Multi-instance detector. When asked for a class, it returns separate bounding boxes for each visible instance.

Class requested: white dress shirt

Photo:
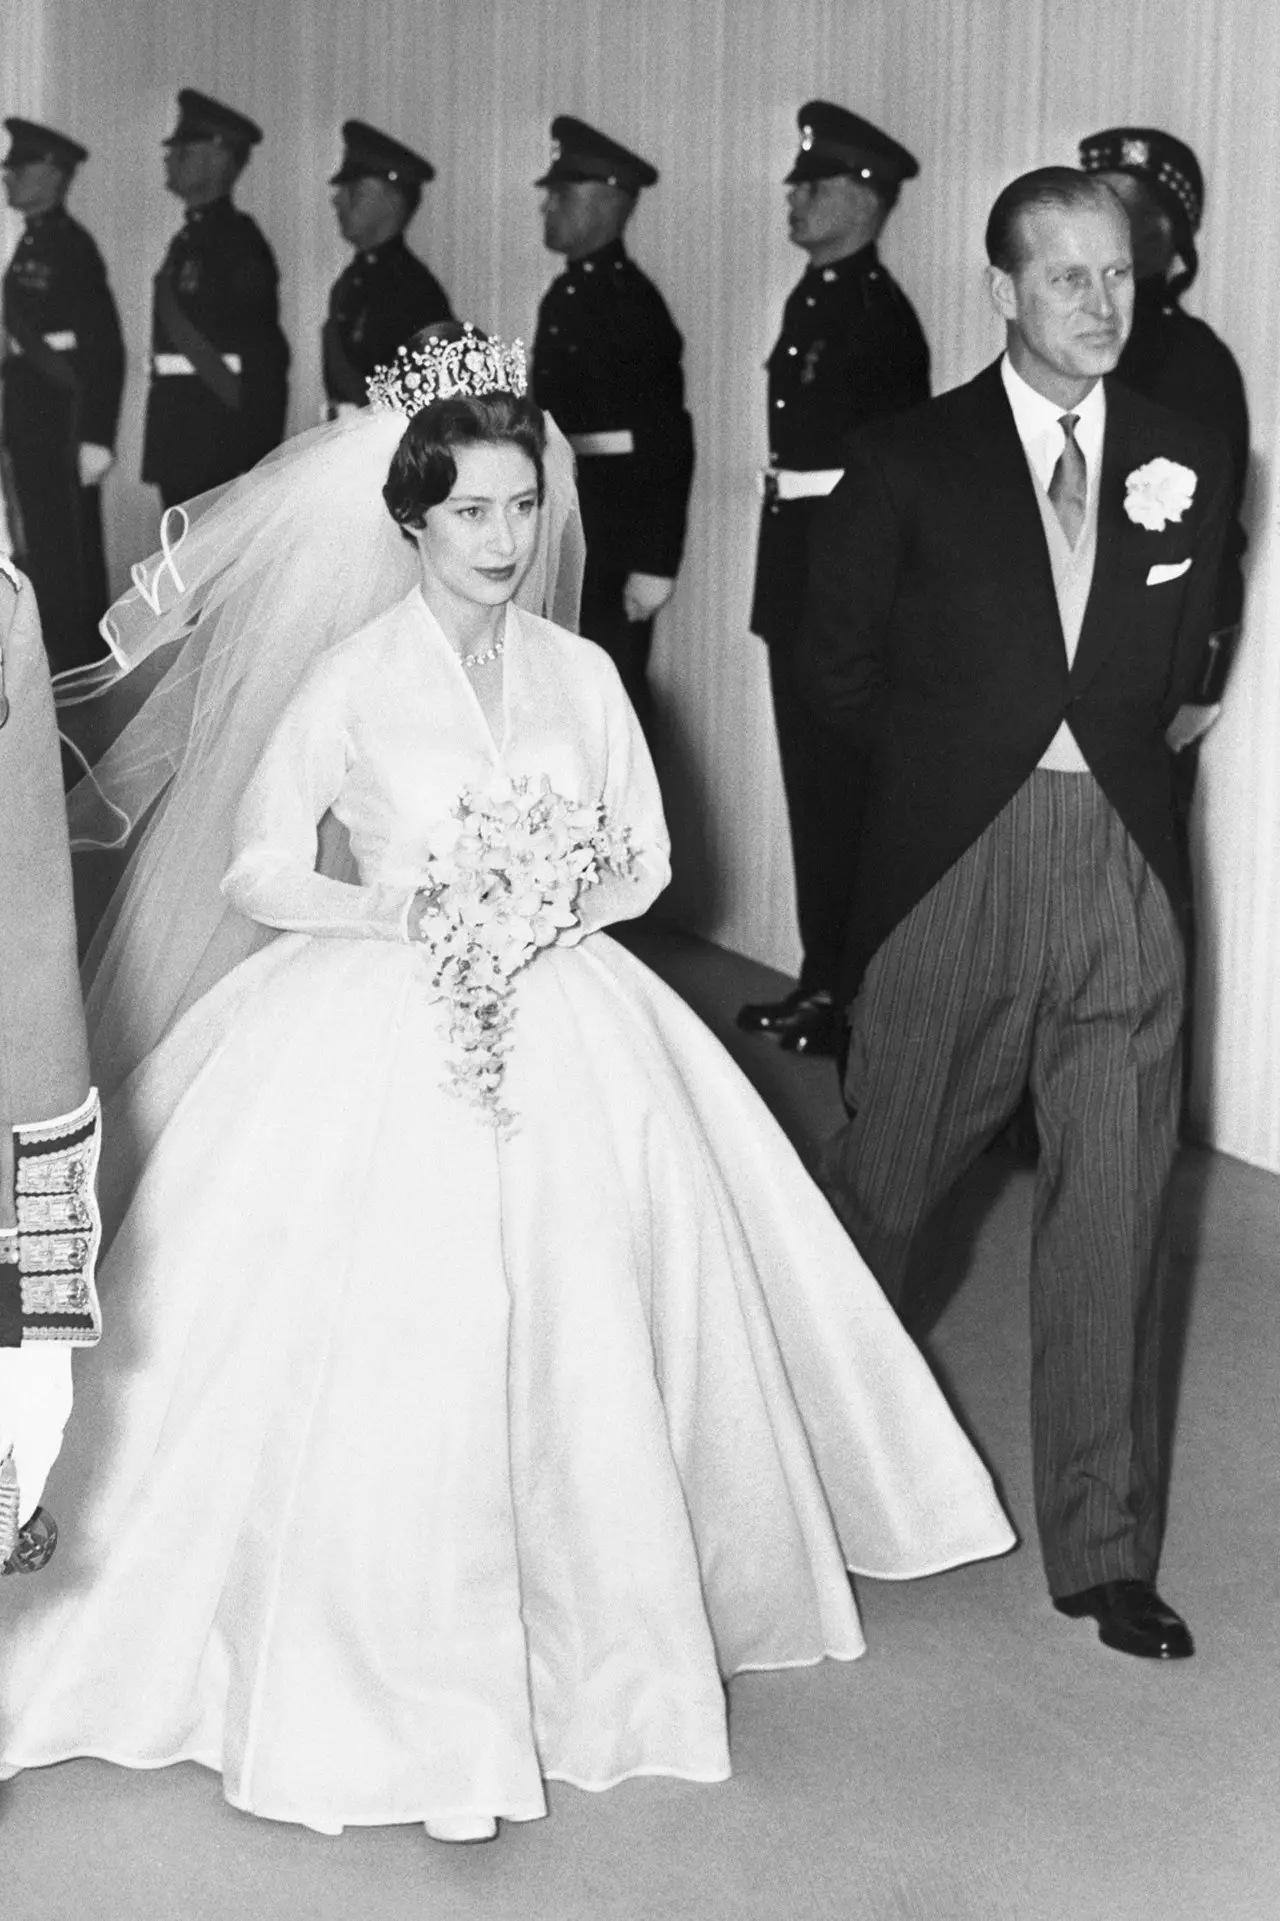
[1000,354,1105,504]
[1000,355,1106,773]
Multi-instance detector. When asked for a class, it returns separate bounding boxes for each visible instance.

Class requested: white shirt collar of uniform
[1000,353,1106,497]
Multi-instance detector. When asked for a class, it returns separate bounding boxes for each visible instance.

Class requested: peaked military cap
[1079,126,1203,242]
[535,117,658,193]
[785,102,919,189]
[162,89,263,153]
[2,118,88,173]
[330,120,435,188]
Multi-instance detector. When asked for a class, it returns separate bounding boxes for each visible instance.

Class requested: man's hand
[77,443,115,488]
[622,572,675,624]
[1166,703,1222,753]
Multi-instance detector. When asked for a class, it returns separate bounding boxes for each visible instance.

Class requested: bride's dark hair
[382,326,547,534]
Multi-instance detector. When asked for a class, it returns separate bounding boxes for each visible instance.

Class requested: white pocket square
[1147,559,1191,585]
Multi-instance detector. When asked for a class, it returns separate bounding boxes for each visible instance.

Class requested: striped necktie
[1048,412,1087,548]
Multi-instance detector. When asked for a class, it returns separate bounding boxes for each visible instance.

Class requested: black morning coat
[1117,283,1250,684]
[801,359,1234,1001]
[532,238,694,584]
[142,197,290,504]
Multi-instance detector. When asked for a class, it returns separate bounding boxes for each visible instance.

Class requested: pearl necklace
[458,636,506,670]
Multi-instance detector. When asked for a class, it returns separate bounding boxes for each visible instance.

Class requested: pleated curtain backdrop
[10,0,1280,1171]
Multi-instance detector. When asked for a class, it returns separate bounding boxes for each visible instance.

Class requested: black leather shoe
[779,994,841,1057]
[736,987,807,1035]
[1053,1579,1194,1659]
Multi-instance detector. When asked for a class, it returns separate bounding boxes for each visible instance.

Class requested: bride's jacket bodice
[222,590,670,945]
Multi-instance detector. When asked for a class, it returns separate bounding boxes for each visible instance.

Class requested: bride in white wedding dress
[0,329,1012,1844]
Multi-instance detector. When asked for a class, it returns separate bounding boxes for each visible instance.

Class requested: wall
[13,0,1280,1168]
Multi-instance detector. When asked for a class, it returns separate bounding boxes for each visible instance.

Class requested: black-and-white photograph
[1,4,1276,1917]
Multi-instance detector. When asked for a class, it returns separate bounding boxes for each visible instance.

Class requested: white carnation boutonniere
[1124,457,1197,532]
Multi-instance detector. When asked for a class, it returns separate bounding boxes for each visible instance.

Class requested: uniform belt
[758,466,844,502]
[8,330,78,356]
[151,352,243,376]
[568,429,635,457]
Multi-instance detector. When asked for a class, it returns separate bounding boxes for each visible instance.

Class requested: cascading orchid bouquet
[412,775,637,1131]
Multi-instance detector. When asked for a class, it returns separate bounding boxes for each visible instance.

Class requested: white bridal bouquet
[413,775,638,1130]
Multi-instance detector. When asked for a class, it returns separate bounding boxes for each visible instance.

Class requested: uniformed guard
[323,120,453,418]
[142,90,290,508]
[1,119,125,673]
[1080,126,1248,704]
[737,102,929,1056]
[1080,127,1251,1129]
[531,116,695,732]
[0,558,103,1574]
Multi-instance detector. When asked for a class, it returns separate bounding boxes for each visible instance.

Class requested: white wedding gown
[0,591,1013,1834]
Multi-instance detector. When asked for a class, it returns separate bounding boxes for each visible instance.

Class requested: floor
[2,925,1277,1921]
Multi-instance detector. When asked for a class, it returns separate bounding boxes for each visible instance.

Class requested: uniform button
[822,268,836,282]
[583,260,594,272]
[787,345,798,355]
[774,398,785,409]
[566,284,576,295]
[868,268,880,280]
[805,296,816,308]
[549,324,560,336]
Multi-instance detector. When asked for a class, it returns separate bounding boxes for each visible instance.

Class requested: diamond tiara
[366,325,528,418]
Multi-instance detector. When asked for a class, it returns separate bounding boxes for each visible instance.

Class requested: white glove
[77,443,115,487]
[1166,703,1222,753]
[622,571,675,624]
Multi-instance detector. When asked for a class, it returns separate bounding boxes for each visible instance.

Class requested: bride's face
[415,442,540,609]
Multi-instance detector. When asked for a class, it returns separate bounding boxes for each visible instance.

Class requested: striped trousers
[819,772,1184,1595]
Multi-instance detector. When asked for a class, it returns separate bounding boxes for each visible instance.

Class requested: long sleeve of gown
[221,650,415,940]
[561,655,671,945]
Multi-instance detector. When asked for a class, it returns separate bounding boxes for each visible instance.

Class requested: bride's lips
[475,564,517,581]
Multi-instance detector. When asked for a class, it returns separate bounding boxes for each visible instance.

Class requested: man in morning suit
[532,116,695,734]
[1,119,125,671]
[142,90,289,509]
[738,102,930,1056]
[323,120,453,419]
[803,170,1232,1659]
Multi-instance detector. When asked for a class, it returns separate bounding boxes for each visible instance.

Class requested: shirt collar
[1000,353,1105,489]
[184,196,234,227]
[359,234,406,266]
[565,237,628,278]
[803,240,879,284]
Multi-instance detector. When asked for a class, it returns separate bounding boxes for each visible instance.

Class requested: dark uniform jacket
[142,197,290,505]
[532,238,694,586]
[322,235,452,406]
[751,242,929,647]
[801,363,1232,997]
[1116,283,1249,688]
[2,207,125,666]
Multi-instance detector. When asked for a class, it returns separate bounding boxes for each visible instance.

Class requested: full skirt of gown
[0,927,1014,1832]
